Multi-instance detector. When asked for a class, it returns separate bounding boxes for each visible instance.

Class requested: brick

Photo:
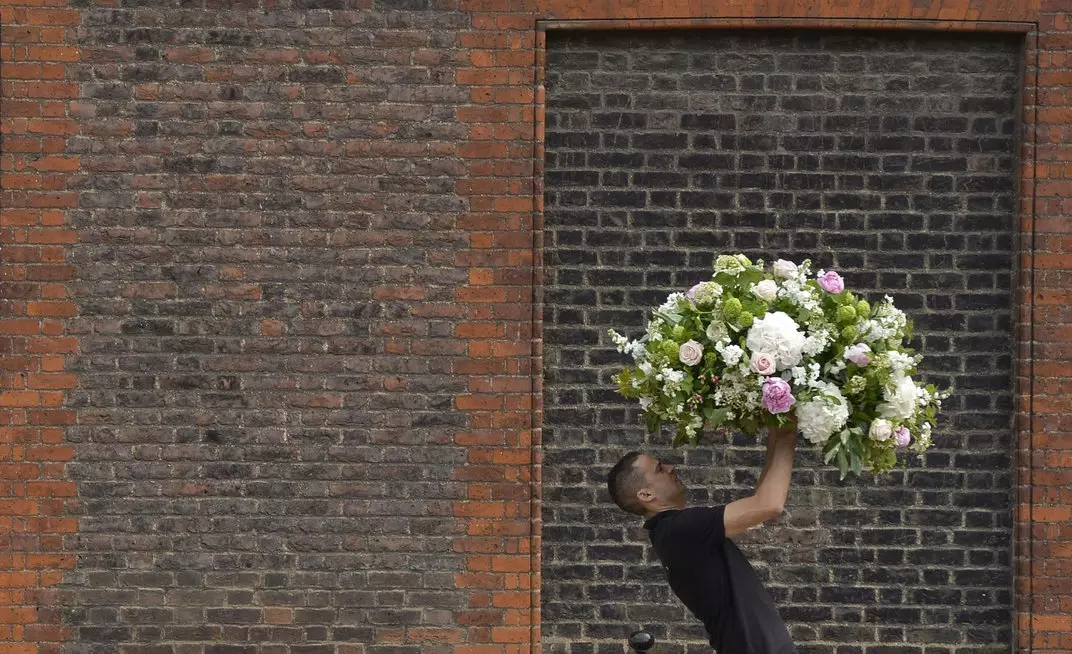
[544,28,1024,652]
[1,4,1066,654]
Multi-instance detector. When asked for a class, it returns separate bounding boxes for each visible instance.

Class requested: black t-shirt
[644,506,797,654]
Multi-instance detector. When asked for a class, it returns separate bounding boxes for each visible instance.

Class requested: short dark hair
[607,451,646,516]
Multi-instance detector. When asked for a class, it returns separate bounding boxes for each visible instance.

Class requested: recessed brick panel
[543,30,1020,653]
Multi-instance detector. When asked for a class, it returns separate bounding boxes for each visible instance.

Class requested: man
[607,424,798,654]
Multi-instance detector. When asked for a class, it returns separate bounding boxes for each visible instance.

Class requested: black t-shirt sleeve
[667,505,727,552]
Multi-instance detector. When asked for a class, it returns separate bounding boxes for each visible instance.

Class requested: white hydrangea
[690,282,723,307]
[714,254,751,276]
[795,382,850,445]
[745,311,806,371]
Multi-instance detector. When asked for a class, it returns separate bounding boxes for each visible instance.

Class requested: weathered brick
[544,29,1020,652]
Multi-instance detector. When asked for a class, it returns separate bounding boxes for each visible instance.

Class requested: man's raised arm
[723,425,798,538]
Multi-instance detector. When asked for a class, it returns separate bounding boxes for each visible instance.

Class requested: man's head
[607,451,687,517]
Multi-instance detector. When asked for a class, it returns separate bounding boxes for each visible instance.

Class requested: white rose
[752,279,778,302]
[705,320,727,342]
[749,352,776,375]
[869,418,893,441]
[772,259,798,279]
[678,340,703,366]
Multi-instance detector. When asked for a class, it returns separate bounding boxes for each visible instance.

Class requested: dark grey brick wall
[543,30,1021,654]
[64,6,470,653]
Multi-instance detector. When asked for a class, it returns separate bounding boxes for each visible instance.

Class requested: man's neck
[644,499,686,519]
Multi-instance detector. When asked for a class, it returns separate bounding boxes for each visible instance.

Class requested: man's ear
[636,487,654,503]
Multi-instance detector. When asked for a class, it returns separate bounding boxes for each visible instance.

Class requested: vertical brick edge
[0,2,81,652]
[453,11,541,653]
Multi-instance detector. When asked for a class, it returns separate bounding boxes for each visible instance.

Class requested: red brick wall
[1,1,1068,653]
[0,2,80,652]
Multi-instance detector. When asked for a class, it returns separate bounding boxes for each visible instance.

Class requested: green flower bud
[662,340,678,358]
[841,325,858,341]
[671,324,686,340]
[856,300,871,318]
[722,297,742,318]
[836,305,857,323]
[737,311,754,328]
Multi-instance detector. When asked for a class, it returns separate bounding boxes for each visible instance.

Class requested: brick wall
[542,30,1020,653]
[0,2,82,650]
[0,2,1069,654]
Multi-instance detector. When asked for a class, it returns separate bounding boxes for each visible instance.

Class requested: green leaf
[739,416,758,436]
[646,413,661,434]
[836,449,849,480]
[704,407,733,430]
[824,442,840,464]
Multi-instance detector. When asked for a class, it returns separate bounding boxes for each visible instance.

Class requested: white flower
[658,293,686,314]
[846,375,867,395]
[772,259,798,279]
[869,418,893,441]
[911,422,933,453]
[639,397,652,410]
[802,329,831,357]
[688,281,723,307]
[749,352,776,375]
[662,368,685,384]
[795,383,849,445]
[714,255,747,276]
[679,340,703,366]
[887,351,914,375]
[627,342,648,363]
[745,311,806,371]
[705,319,728,343]
[716,341,744,366]
[752,279,778,302]
[639,361,653,376]
[879,375,919,421]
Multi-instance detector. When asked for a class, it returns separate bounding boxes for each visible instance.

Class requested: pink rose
[762,377,796,414]
[817,270,845,294]
[844,343,872,367]
[678,340,703,366]
[894,427,911,448]
[749,352,776,376]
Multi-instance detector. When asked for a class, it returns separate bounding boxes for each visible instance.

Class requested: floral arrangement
[608,254,949,479]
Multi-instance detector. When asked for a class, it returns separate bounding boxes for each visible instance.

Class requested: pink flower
[894,427,911,448]
[678,340,703,366]
[844,343,872,367]
[749,352,776,376]
[687,283,704,300]
[817,270,845,294]
[762,377,796,414]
